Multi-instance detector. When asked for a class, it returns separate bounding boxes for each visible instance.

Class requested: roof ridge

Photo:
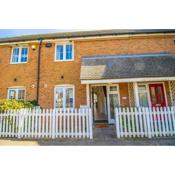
[0,29,175,43]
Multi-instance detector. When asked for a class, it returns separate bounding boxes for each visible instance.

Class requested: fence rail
[0,108,93,139]
[115,107,175,138]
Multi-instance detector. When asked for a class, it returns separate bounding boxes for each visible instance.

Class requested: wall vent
[45,43,52,48]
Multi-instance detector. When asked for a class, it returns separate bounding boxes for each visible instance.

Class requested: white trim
[86,84,90,107]
[7,87,26,100]
[133,82,139,107]
[81,77,175,84]
[0,40,39,46]
[54,84,75,108]
[54,42,74,62]
[10,47,29,64]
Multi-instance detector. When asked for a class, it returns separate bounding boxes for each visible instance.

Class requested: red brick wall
[0,35,175,108]
[0,43,38,101]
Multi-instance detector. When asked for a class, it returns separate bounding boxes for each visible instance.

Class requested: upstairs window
[11,47,28,64]
[55,43,73,61]
[8,88,25,100]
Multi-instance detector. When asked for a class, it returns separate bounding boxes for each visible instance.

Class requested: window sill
[54,59,74,62]
[10,62,28,65]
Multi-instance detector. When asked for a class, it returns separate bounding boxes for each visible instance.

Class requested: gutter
[0,32,175,45]
[36,39,43,105]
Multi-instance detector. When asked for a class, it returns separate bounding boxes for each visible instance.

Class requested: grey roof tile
[80,52,175,80]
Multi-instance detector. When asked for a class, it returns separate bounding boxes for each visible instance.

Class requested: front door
[149,84,166,107]
[92,86,108,122]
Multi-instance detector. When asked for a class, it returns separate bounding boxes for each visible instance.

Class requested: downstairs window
[8,88,25,100]
[138,84,149,107]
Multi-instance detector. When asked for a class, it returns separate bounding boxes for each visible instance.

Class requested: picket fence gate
[0,108,93,139]
[115,106,175,138]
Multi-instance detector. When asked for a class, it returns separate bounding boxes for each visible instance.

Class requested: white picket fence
[115,107,175,138]
[0,108,93,139]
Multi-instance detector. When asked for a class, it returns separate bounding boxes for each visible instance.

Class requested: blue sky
[0,29,74,38]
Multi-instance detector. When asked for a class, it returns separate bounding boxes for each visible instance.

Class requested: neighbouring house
[0,29,175,125]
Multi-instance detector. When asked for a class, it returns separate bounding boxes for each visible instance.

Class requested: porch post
[168,81,174,106]
[133,82,139,107]
[86,84,90,107]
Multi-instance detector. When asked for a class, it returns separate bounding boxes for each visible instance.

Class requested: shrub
[0,100,36,111]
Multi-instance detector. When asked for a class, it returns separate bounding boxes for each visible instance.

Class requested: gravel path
[0,137,175,146]
[0,127,175,146]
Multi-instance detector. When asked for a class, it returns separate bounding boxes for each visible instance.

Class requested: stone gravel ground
[0,126,175,146]
[0,137,175,146]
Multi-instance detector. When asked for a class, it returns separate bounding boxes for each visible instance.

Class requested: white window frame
[54,85,75,108]
[55,42,74,62]
[7,87,26,100]
[11,47,29,64]
[107,84,120,124]
[137,83,151,107]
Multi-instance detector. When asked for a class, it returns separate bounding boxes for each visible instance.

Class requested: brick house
[0,29,175,124]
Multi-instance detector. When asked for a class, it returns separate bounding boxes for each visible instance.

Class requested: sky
[0,29,74,38]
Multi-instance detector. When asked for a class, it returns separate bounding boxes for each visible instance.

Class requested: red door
[149,84,166,107]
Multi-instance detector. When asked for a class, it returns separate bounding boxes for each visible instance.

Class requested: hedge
[0,100,37,111]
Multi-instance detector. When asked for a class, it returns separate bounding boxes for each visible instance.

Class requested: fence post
[145,108,152,139]
[115,108,120,138]
[18,109,24,139]
[89,108,93,139]
[52,109,55,139]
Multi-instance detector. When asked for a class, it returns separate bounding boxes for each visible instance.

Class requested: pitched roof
[0,29,175,43]
[80,52,175,80]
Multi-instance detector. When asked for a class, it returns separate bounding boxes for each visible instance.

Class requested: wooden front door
[149,84,166,107]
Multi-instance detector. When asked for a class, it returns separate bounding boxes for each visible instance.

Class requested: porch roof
[80,52,175,83]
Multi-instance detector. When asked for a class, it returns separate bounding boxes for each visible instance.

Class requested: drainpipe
[36,39,43,105]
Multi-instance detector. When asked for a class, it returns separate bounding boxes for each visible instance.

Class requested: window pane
[138,85,149,107]
[157,86,163,103]
[138,92,148,107]
[9,90,16,100]
[12,48,19,63]
[18,90,25,100]
[151,87,157,104]
[21,48,28,62]
[56,45,64,60]
[110,86,117,91]
[109,94,119,119]
[138,85,147,92]
[66,44,72,60]
[55,88,64,108]
[65,88,73,108]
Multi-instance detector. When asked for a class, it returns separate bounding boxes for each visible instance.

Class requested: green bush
[0,100,36,111]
